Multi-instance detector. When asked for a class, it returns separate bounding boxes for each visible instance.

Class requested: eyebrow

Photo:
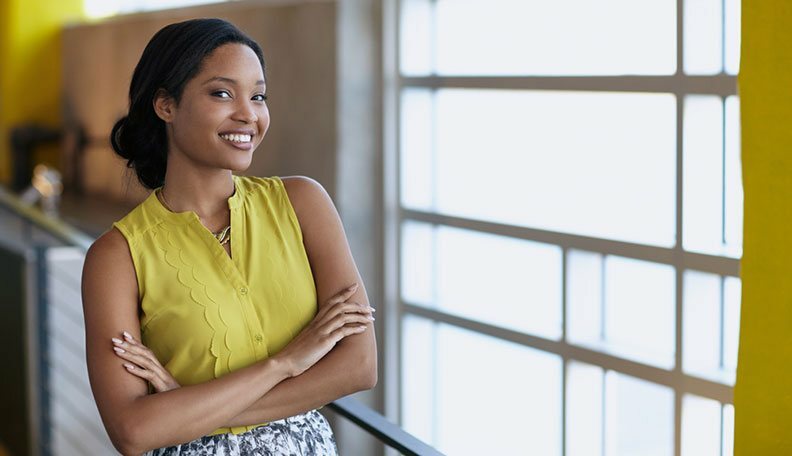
[202,76,266,86]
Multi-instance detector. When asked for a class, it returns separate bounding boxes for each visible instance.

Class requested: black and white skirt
[143,409,338,455]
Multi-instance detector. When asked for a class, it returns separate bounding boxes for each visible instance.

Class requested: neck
[158,169,236,222]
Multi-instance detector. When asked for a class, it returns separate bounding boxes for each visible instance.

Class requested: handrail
[0,183,442,456]
[0,186,93,251]
[328,397,444,456]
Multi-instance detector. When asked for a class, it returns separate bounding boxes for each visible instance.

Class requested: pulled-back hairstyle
[110,18,265,190]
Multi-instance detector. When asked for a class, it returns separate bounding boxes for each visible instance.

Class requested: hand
[273,283,374,377]
[112,331,181,393]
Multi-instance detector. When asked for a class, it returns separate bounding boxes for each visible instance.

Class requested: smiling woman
[81,18,377,455]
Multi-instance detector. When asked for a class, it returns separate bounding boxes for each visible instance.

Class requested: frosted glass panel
[400,221,434,306]
[683,96,726,255]
[435,89,676,246]
[683,271,721,379]
[399,0,433,76]
[567,250,604,344]
[567,361,604,456]
[684,0,723,74]
[605,257,676,368]
[682,395,722,456]
[436,325,562,455]
[605,372,674,456]
[400,88,434,210]
[431,0,675,75]
[724,0,742,74]
[401,315,435,443]
[436,226,563,339]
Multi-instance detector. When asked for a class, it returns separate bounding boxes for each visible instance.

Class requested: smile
[219,133,252,143]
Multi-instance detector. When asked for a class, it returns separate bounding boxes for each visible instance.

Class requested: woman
[81,18,377,455]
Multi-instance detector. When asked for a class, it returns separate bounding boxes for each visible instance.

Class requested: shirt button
[239,286,248,295]
[254,334,263,343]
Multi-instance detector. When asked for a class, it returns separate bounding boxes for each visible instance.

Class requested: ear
[152,89,176,122]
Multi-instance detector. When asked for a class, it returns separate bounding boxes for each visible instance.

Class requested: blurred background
[0,0,748,455]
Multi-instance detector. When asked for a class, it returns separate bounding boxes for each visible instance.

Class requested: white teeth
[219,134,252,143]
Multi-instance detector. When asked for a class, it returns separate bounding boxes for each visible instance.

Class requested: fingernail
[112,338,123,344]
[349,283,359,290]
[368,307,376,312]
[124,364,134,370]
[368,316,375,321]
[357,325,367,331]
[113,347,125,353]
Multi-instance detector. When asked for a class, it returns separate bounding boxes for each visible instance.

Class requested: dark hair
[111,18,265,190]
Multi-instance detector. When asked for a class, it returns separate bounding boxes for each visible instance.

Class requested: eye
[252,94,268,102]
[212,90,232,99]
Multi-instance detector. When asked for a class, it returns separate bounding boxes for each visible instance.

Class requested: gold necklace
[157,188,231,245]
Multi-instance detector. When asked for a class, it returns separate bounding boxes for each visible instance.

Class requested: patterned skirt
[142,409,338,455]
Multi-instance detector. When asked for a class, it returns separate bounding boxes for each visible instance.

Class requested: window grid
[387,0,740,454]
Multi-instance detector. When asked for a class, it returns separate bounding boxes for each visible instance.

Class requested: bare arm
[223,176,378,426]
[82,227,368,454]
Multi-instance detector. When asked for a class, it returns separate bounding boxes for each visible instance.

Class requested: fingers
[319,309,374,336]
[317,302,375,329]
[327,283,359,306]
[112,332,179,392]
[329,323,368,343]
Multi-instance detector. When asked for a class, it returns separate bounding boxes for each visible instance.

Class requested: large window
[388,0,741,454]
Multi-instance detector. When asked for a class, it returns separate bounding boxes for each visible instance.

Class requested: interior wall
[735,0,792,452]
[0,0,83,185]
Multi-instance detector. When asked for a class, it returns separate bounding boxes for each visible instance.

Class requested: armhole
[111,222,143,301]
[273,176,306,245]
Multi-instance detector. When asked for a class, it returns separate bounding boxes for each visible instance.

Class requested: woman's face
[161,43,269,171]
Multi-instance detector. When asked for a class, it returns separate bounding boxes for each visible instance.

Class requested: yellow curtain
[734,0,792,452]
[0,0,83,185]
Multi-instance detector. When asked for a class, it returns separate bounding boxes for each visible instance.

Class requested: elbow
[355,354,378,391]
[109,418,147,456]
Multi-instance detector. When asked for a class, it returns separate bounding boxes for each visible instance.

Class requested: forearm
[223,333,377,427]
[120,357,290,455]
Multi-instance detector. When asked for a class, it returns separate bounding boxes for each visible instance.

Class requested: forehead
[196,43,264,83]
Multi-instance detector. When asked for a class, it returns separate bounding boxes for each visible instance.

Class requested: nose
[232,99,258,124]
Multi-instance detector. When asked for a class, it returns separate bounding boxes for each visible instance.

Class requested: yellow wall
[0,0,83,185]
[734,0,792,452]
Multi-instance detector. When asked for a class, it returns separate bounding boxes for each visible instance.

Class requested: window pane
[724,0,742,74]
[605,372,674,456]
[723,277,741,374]
[723,404,735,456]
[567,250,604,345]
[400,88,434,210]
[567,361,604,456]
[683,270,722,381]
[434,89,677,246]
[682,395,722,456]
[605,257,676,368]
[684,0,723,74]
[401,315,435,443]
[568,253,676,368]
[436,226,562,339]
[400,221,434,306]
[724,96,743,256]
[399,0,433,76]
[431,0,675,75]
[436,324,562,455]
[683,95,728,255]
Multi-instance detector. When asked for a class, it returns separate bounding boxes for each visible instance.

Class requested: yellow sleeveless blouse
[111,175,317,436]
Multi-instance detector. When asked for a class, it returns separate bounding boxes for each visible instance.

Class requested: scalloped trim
[149,221,233,379]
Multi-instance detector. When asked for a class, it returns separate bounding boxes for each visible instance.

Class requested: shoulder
[82,227,138,300]
[278,175,334,220]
